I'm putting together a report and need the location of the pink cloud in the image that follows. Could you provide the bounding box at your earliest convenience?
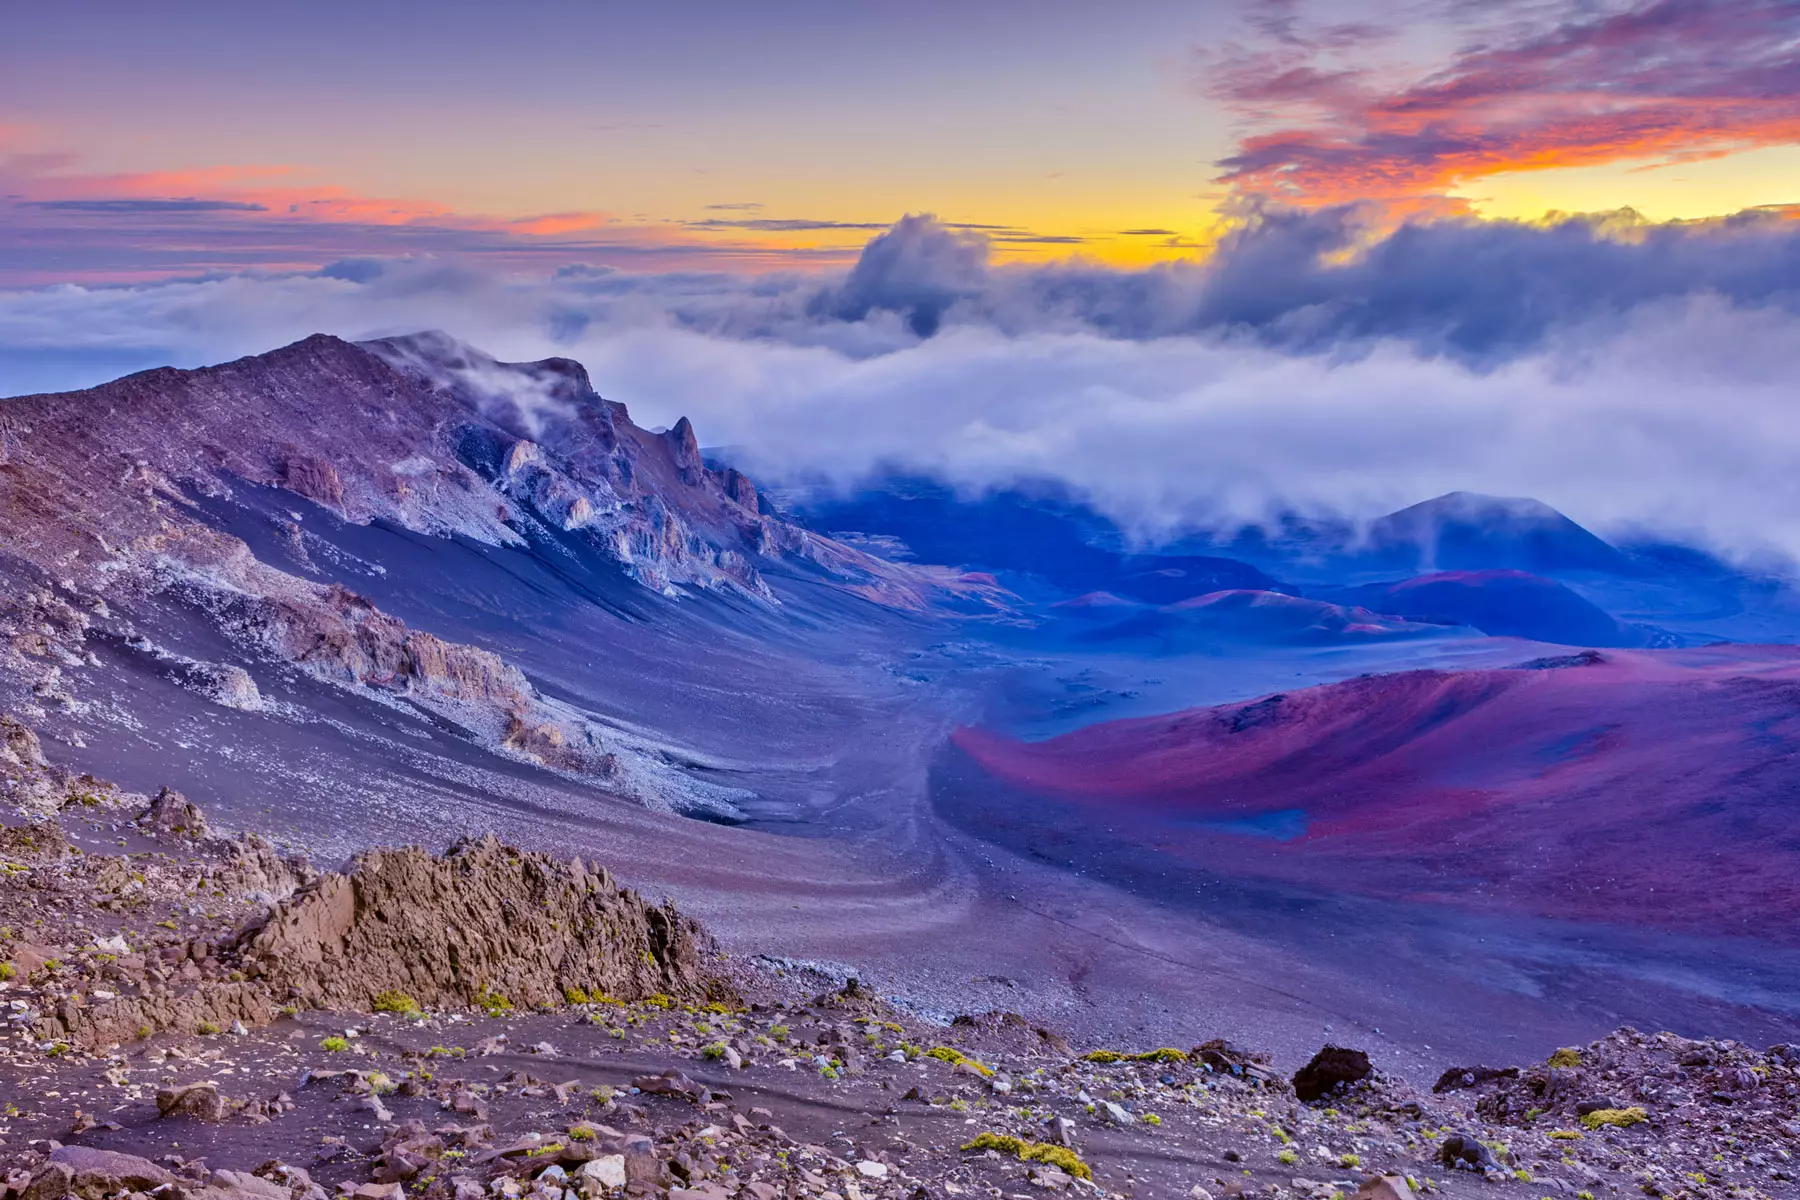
[1208,0,1800,209]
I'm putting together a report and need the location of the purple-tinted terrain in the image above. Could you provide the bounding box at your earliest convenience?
[5,334,1800,1076]
[951,645,1800,939]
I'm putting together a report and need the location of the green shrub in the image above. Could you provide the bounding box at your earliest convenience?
[1548,1047,1582,1069]
[372,991,420,1015]
[1580,1107,1648,1131]
[926,1046,994,1076]
[321,1035,351,1053]
[962,1133,1092,1181]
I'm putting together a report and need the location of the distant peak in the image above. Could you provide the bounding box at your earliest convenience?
[1399,491,1564,520]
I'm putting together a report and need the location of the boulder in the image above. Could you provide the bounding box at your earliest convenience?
[1438,1132,1503,1173]
[49,1146,176,1192]
[1293,1045,1372,1102]
[136,786,210,840]
[1352,1177,1417,1200]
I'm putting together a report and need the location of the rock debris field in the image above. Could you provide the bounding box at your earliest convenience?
[4,783,1800,1200]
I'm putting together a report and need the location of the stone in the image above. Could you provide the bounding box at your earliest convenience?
[1292,1046,1372,1103]
[21,1163,75,1200]
[1101,1101,1134,1125]
[1438,1132,1502,1174]
[158,1081,227,1121]
[136,786,210,840]
[577,1157,626,1189]
[856,1161,889,1179]
[632,1070,707,1103]
[209,1170,291,1200]
[50,1146,176,1191]
[1352,1177,1417,1200]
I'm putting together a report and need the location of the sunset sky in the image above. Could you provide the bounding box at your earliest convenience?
[3,0,1797,284]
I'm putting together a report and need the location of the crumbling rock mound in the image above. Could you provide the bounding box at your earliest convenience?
[1470,1026,1800,1129]
[1433,1064,1520,1093]
[235,835,731,1012]
[136,786,211,840]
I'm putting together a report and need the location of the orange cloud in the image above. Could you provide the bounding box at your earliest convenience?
[1210,0,1800,210]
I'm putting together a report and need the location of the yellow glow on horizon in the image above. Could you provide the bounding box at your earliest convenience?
[1454,144,1800,224]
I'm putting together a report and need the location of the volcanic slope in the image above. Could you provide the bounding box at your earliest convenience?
[950,644,1800,940]
[0,331,1009,843]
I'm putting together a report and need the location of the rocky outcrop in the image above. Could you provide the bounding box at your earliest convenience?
[136,786,210,840]
[234,835,731,1012]
[224,584,532,712]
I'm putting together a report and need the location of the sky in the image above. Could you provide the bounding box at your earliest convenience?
[3,0,1797,282]
[4,0,1800,556]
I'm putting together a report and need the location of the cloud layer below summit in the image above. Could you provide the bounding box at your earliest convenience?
[6,209,1800,559]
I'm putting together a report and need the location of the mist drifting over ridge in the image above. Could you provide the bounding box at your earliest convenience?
[7,205,1800,560]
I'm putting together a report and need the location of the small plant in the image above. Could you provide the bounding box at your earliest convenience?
[1082,1047,1188,1065]
[196,1021,220,1036]
[1547,1047,1582,1069]
[961,1133,1092,1182]
[372,991,420,1015]
[701,1042,729,1060]
[475,989,513,1017]
[568,1124,596,1142]
[1277,1149,1298,1166]
[769,1024,790,1041]
[321,1035,351,1053]
[1580,1106,1648,1131]
[1143,1113,1162,1127]
[926,1045,994,1076]
[642,993,673,1009]
[1339,1154,1360,1169]
[563,985,591,1005]
[0,963,14,982]
[1548,1130,1583,1141]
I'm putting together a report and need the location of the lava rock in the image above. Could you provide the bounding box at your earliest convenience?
[1293,1045,1372,1102]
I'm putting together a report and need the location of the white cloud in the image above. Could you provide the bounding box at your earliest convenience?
[6,211,1800,560]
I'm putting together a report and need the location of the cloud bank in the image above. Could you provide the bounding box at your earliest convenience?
[6,208,1800,559]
